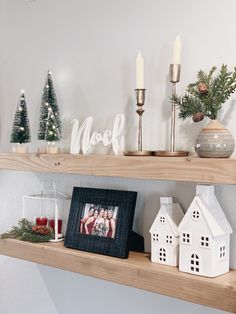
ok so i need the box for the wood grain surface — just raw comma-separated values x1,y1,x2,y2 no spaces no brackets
0,153,236,184
0,239,236,313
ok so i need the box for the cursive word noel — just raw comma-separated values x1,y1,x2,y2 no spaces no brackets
70,114,125,155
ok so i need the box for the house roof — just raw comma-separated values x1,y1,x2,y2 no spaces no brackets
178,195,232,237
150,202,184,237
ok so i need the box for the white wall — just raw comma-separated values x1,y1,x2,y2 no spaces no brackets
0,0,236,313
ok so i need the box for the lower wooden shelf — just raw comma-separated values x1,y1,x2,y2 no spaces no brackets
0,239,236,313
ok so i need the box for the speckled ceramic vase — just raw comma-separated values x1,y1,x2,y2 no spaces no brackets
195,120,235,158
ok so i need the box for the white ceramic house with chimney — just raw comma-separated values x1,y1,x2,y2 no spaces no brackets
178,185,233,277
149,197,184,266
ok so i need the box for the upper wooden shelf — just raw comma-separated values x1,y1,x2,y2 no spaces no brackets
0,153,236,184
0,239,235,313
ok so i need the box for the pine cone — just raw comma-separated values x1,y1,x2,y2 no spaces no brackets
192,112,204,122
32,225,50,235
198,82,208,94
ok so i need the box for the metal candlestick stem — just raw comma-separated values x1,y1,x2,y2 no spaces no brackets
136,89,145,151
170,64,180,152
155,64,189,157
125,89,153,156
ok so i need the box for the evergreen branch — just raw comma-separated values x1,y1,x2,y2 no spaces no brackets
197,70,208,83
207,66,217,82
173,94,204,119
21,232,53,243
175,65,236,121
1,218,33,239
0,219,54,243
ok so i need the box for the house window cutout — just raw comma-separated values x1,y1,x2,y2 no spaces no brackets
159,248,166,262
190,253,200,273
160,216,165,224
152,233,159,242
182,232,191,244
200,236,210,248
219,244,226,259
166,235,173,244
192,210,200,221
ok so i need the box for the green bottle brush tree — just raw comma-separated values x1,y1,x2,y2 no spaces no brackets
10,91,31,144
38,70,62,141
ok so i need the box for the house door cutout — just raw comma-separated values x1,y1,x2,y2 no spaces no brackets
159,248,166,263
190,253,200,273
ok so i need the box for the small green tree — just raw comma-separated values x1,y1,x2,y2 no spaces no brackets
45,106,60,142
38,70,62,140
10,91,31,144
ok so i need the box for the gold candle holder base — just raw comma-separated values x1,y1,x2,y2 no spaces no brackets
124,150,154,156
154,150,189,157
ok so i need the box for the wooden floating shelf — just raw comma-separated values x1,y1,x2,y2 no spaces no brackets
0,153,236,184
1,153,236,312
0,239,236,313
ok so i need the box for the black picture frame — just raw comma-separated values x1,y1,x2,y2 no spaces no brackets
64,187,137,259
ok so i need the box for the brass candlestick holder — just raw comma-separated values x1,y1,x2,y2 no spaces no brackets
155,64,189,157
125,89,153,156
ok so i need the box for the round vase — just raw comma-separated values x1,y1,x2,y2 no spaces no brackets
195,120,235,158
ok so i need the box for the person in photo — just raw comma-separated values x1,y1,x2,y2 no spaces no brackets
80,206,95,233
92,208,108,237
84,209,98,234
107,209,116,238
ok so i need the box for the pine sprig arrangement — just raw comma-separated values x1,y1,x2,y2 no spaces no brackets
0,219,54,243
174,65,236,122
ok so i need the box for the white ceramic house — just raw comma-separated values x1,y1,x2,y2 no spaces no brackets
149,197,184,266
178,185,233,277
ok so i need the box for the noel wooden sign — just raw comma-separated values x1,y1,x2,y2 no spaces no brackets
70,114,125,155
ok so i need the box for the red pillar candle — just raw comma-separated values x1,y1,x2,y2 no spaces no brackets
49,219,62,234
36,217,48,226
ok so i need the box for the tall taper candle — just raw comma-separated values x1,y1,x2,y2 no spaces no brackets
172,35,181,65
136,51,144,89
